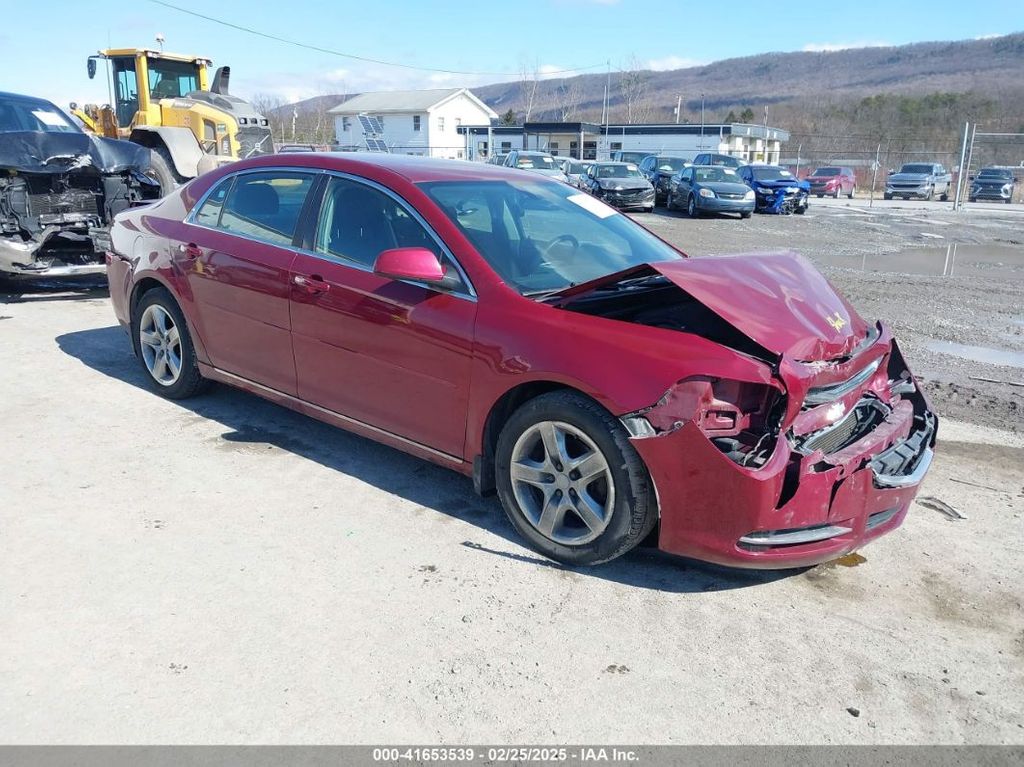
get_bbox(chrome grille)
[801,399,890,454]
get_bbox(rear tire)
[848,186,856,199]
[495,391,657,566]
[132,287,209,399]
[741,211,752,219]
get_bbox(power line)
[146,0,603,77]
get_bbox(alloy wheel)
[509,420,615,545]
[138,304,182,386]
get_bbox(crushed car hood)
[553,251,870,361]
[753,178,810,191]
[0,131,154,174]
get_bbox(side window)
[315,177,467,291]
[193,177,233,227]
[218,171,315,246]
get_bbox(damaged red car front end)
[556,252,936,568]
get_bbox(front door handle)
[293,274,330,295]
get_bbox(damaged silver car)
[0,90,164,280]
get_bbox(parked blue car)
[737,165,810,214]
[666,165,755,218]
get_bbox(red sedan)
[106,154,936,568]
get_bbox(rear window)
[203,171,315,245]
[813,167,842,176]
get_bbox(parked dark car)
[807,166,856,198]
[0,90,164,279]
[638,155,688,205]
[610,150,652,165]
[969,167,1016,203]
[737,165,810,214]
[106,153,935,568]
[667,165,755,218]
[583,162,656,211]
[692,153,745,169]
[884,163,952,201]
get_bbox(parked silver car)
[504,150,569,182]
[558,158,594,189]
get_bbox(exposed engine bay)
[0,130,161,279]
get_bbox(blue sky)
[2,0,1022,108]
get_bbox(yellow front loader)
[73,48,274,188]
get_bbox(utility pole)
[675,95,681,125]
[601,60,610,158]
[699,93,705,151]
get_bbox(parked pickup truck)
[884,163,952,201]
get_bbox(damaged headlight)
[622,377,786,469]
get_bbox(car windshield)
[694,167,740,183]
[655,157,686,172]
[617,153,648,164]
[566,162,588,175]
[517,155,556,170]
[421,179,682,295]
[0,97,80,134]
[596,164,643,179]
[900,164,934,174]
[751,167,794,181]
[978,169,1011,179]
[813,167,842,176]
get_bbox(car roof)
[222,152,567,184]
[595,161,633,166]
[0,90,60,109]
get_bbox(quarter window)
[214,171,315,245]
[193,178,233,227]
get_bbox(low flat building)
[330,88,497,159]
[458,121,788,163]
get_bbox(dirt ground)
[0,199,1022,744]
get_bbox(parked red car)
[806,166,857,198]
[106,154,935,569]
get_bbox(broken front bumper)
[630,380,937,569]
[0,226,108,278]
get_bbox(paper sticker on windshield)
[626,164,639,171]
[567,193,618,219]
[32,109,67,127]
[723,168,737,175]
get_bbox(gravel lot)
[1,199,1022,744]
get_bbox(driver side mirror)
[374,247,454,288]
[87,58,97,80]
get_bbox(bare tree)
[519,58,541,123]
[250,93,287,144]
[557,78,584,122]
[617,56,652,124]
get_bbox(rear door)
[288,174,477,457]
[179,169,317,395]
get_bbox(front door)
[178,169,316,395]
[289,175,477,457]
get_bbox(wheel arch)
[127,274,209,364]
[473,380,595,496]
[129,126,202,180]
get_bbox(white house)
[330,88,498,159]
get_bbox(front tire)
[495,391,657,566]
[687,194,699,218]
[848,186,856,199]
[132,287,208,399]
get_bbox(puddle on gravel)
[815,243,1024,281]
[925,339,1024,369]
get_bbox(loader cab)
[91,49,209,130]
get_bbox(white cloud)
[645,55,707,71]
[802,41,890,52]
[974,33,1001,40]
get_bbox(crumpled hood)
[554,251,870,361]
[753,178,810,191]
[0,130,154,174]
[598,178,651,190]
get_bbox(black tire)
[495,391,657,566]
[940,190,949,201]
[1006,197,1013,204]
[740,211,752,219]
[131,287,209,399]
[816,193,823,198]
[687,194,699,218]
[795,203,807,215]
[848,186,856,199]
[144,146,186,196]
[883,193,893,200]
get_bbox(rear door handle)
[293,274,330,295]
[179,242,204,260]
